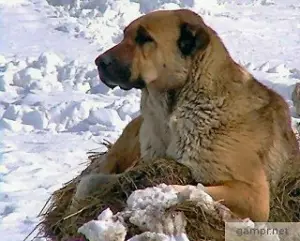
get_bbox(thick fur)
[292,83,300,116]
[76,9,300,222]
[99,115,142,174]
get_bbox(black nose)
[95,54,113,70]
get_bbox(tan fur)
[95,115,142,174]
[292,82,300,116]
[80,9,300,222]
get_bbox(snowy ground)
[0,0,300,240]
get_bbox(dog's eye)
[135,26,153,45]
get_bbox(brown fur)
[292,82,300,116]
[88,9,300,222]
[96,115,142,174]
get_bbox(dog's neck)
[140,87,179,116]
[140,50,250,119]
[139,87,177,161]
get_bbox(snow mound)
[221,0,275,5]
[78,184,217,241]
[0,52,141,133]
[6,52,94,92]
[1,50,299,135]
[47,0,109,11]
[46,0,196,11]
[267,64,290,75]
[0,55,6,64]
[78,208,127,241]
[1,49,299,135]
[138,0,194,13]
[0,0,26,5]
[45,0,224,45]
[78,183,294,241]
[0,118,34,132]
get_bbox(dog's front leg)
[204,178,270,222]
[98,115,143,174]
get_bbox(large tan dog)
[78,9,300,222]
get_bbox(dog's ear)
[177,22,210,56]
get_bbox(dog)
[74,9,300,222]
[292,83,300,116]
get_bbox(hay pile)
[35,142,300,241]
[268,130,300,223]
[269,168,300,222]
[37,149,229,241]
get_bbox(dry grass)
[269,168,300,222]
[38,154,196,241]
[168,201,225,241]
[34,136,300,241]
[268,131,300,222]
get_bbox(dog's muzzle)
[95,53,145,90]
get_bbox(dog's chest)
[139,88,225,181]
[166,96,226,182]
[139,90,173,161]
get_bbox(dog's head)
[95,9,211,91]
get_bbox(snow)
[0,0,300,240]
[78,183,288,241]
[78,208,127,241]
[78,184,212,241]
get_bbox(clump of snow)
[3,105,34,122]
[127,184,179,210]
[256,62,270,72]
[117,99,140,120]
[0,55,6,64]
[267,64,290,75]
[138,0,194,13]
[34,52,65,74]
[13,67,44,87]
[2,104,49,131]
[79,183,291,241]
[22,110,48,130]
[291,68,300,79]
[1,52,102,93]
[88,108,125,128]
[0,118,34,132]
[244,62,256,70]
[0,72,13,91]
[78,184,217,241]
[47,0,109,12]
[0,0,26,5]
[45,0,225,44]
[258,0,275,6]
[46,0,73,6]
[78,208,127,241]
[128,232,189,241]
[0,52,139,133]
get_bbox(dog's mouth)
[97,61,145,90]
[98,67,145,91]
[95,52,146,91]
